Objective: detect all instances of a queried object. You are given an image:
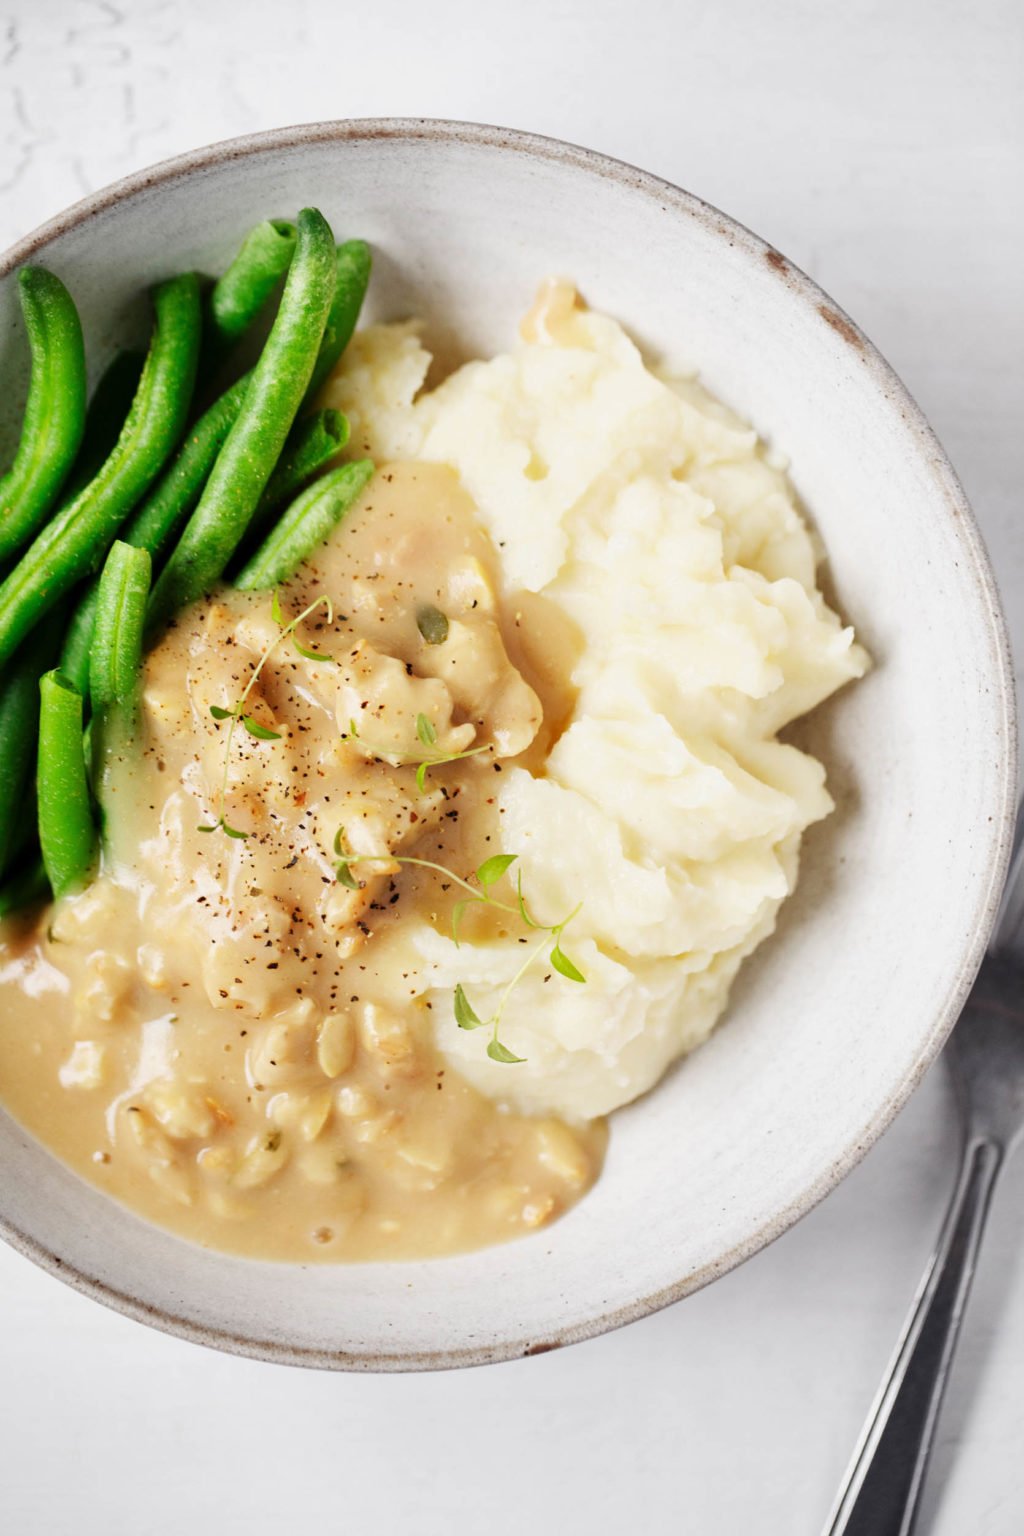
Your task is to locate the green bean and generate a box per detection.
[0,651,43,876]
[37,670,96,899]
[60,369,250,689]
[235,460,374,591]
[62,235,362,659]
[149,209,336,631]
[227,407,348,579]
[2,780,38,871]
[90,541,151,714]
[89,542,150,850]
[0,857,49,920]
[58,585,97,697]
[0,615,62,877]
[237,407,348,560]
[0,272,200,672]
[121,369,250,564]
[207,219,297,354]
[0,268,87,564]
[304,240,371,402]
[61,350,145,505]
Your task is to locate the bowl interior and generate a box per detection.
[0,122,1014,1368]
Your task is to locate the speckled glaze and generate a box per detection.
[0,120,1015,1371]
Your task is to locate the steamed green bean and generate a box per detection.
[206,218,297,354]
[37,670,96,899]
[0,268,87,564]
[89,542,151,846]
[61,350,145,506]
[0,616,62,877]
[239,406,348,556]
[0,272,200,671]
[61,369,251,686]
[235,459,374,591]
[148,208,336,631]
[304,240,371,402]
[58,586,97,697]
[90,541,151,714]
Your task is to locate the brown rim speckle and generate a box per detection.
[817,303,867,351]
[0,118,1016,1373]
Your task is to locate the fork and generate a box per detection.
[824,806,1024,1536]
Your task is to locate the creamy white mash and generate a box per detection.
[324,281,867,1119]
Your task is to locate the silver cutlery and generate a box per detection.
[825,806,1024,1535]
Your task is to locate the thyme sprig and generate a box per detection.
[199,592,333,839]
[414,739,491,792]
[333,841,585,1062]
[270,588,337,664]
[342,710,491,789]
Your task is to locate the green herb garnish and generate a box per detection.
[332,847,585,1063]
[271,588,336,664]
[292,636,336,664]
[414,742,490,792]
[198,591,332,838]
[341,710,491,788]
[416,603,449,645]
[415,712,437,746]
[208,702,281,741]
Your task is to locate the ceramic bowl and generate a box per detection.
[0,121,1015,1369]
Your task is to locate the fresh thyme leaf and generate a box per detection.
[451,898,470,947]
[336,851,482,900]
[416,603,449,645]
[292,636,335,665]
[209,704,235,721]
[332,847,585,1065]
[339,719,398,763]
[516,869,540,928]
[476,853,517,889]
[414,741,491,791]
[271,589,284,627]
[454,983,487,1031]
[487,1038,525,1065]
[416,712,437,747]
[222,821,249,840]
[335,860,360,890]
[240,714,281,741]
[550,944,585,983]
[197,822,219,834]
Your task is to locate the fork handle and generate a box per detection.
[824,1134,1004,1536]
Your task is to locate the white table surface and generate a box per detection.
[2,2,1023,1531]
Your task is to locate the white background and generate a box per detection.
[1,1,1023,1532]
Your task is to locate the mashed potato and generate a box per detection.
[323,281,868,1119]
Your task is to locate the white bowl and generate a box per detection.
[0,121,1015,1369]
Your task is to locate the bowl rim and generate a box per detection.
[0,117,1017,1372]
